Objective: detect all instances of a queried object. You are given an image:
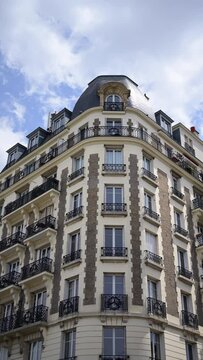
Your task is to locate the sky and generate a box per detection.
[0,0,203,170]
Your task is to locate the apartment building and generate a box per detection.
[0,75,203,359]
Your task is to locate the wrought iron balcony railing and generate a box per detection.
[0,231,26,252]
[99,355,129,359]
[181,310,198,329]
[143,207,160,221]
[4,178,59,216]
[103,102,124,111]
[196,233,203,246]
[102,203,127,212]
[171,187,184,199]
[101,294,128,312]
[1,126,203,194]
[102,164,126,172]
[193,198,203,210]
[26,215,56,238]
[21,257,53,280]
[184,142,195,156]
[144,250,162,265]
[177,266,193,280]
[147,297,166,318]
[66,206,83,220]
[0,305,48,333]
[0,271,21,289]
[101,247,128,257]
[68,167,85,182]
[142,168,157,181]
[174,224,188,237]
[59,296,79,317]
[63,250,81,264]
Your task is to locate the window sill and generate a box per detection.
[177,274,193,285]
[141,174,158,187]
[62,258,82,269]
[100,255,128,263]
[101,210,127,217]
[67,173,85,186]
[143,214,160,227]
[144,258,163,271]
[174,231,189,243]
[65,214,84,225]
[171,193,185,205]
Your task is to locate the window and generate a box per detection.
[174,210,182,227]
[197,222,203,234]
[148,279,157,299]
[39,205,54,219]
[172,175,179,191]
[105,227,123,248]
[34,290,47,307]
[73,192,82,209]
[8,260,20,273]
[29,135,38,149]
[178,249,187,269]
[165,144,172,158]
[146,232,157,254]
[106,119,122,134]
[103,327,126,356]
[106,149,123,164]
[29,340,42,360]
[143,155,151,171]
[35,246,50,260]
[0,347,8,360]
[73,154,84,171]
[139,124,148,141]
[2,303,13,332]
[186,342,195,360]
[11,221,24,234]
[105,186,123,204]
[106,94,121,103]
[3,303,13,318]
[144,192,152,210]
[104,274,124,295]
[161,117,171,133]
[65,278,78,299]
[69,232,80,254]
[150,332,161,360]
[181,293,190,312]
[64,329,76,359]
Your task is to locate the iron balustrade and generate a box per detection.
[103,102,124,111]
[0,271,21,289]
[59,296,79,317]
[196,233,203,246]
[66,206,83,220]
[0,231,26,252]
[0,314,16,333]
[181,310,198,329]
[174,224,188,237]
[68,167,85,181]
[177,266,193,279]
[143,207,160,221]
[26,215,56,238]
[102,203,127,212]
[21,257,53,280]
[142,168,157,181]
[101,294,128,312]
[171,187,184,199]
[185,142,195,156]
[4,178,59,216]
[102,164,126,172]
[1,126,203,193]
[99,356,129,360]
[147,297,166,318]
[144,250,162,265]
[63,250,81,264]
[101,247,128,257]
[193,198,203,210]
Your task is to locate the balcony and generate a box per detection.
[0,271,21,289]
[182,310,198,329]
[63,250,81,266]
[26,215,56,239]
[141,168,157,186]
[102,164,126,175]
[101,247,128,263]
[101,294,128,312]
[4,178,59,217]
[65,206,83,222]
[99,356,129,360]
[0,305,48,334]
[147,297,166,318]
[0,231,26,253]
[192,198,203,218]
[171,187,185,204]
[59,296,79,317]
[144,250,163,271]
[184,142,195,157]
[174,224,188,241]
[68,167,85,183]
[103,102,124,111]
[177,266,193,284]
[21,257,53,281]
[196,234,203,252]
[143,207,160,226]
[101,203,127,216]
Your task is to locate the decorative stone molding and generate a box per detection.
[97,81,130,108]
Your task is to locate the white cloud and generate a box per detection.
[0,117,26,170]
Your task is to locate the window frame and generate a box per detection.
[103,326,126,356]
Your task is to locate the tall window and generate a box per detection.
[35,246,50,260]
[29,341,42,360]
[65,278,78,299]
[148,279,157,299]
[11,221,24,234]
[106,95,121,103]
[143,155,151,171]
[8,259,20,273]
[33,290,47,307]
[39,205,54,218]
[0,347,8,360]
[73,155,84,171]
[64,329,76,359]
[105,227,123,248]
[73,192,82,209]
[104,274,124,295]
[69,232,80,254]
[103,327,126,356]
[144,192,152,210]
[105,186,123,204]
[106,149,122,164]
[174,210,182,227]
[181,293,191,313]
[150,332,161,360]
[146,232,157,254]
[106,119,122,134]
[186,342,195,360]
[178,249,187,269]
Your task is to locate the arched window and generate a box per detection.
[105,94,123,111]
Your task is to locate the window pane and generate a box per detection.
[146,232,157,253]
[115,275,124,294]
[115,188,122,203]
[105,228,113,247]
[115,228,123,247]
[115,150,122,164]
[106,187,113,202]
[104,275,113,293]
[106,150,113,164]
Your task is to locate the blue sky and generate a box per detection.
[1,0,203,169]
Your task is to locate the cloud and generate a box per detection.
[0,117,26,170]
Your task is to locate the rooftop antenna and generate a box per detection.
[47,112,52,131]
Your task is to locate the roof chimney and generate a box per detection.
[190,126,199,137]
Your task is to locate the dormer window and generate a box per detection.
[29,135,38,149]
[104,94,123,111]
[161,117,171,134]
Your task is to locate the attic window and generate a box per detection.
[104,94,123,111]
[161,117,171,133]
